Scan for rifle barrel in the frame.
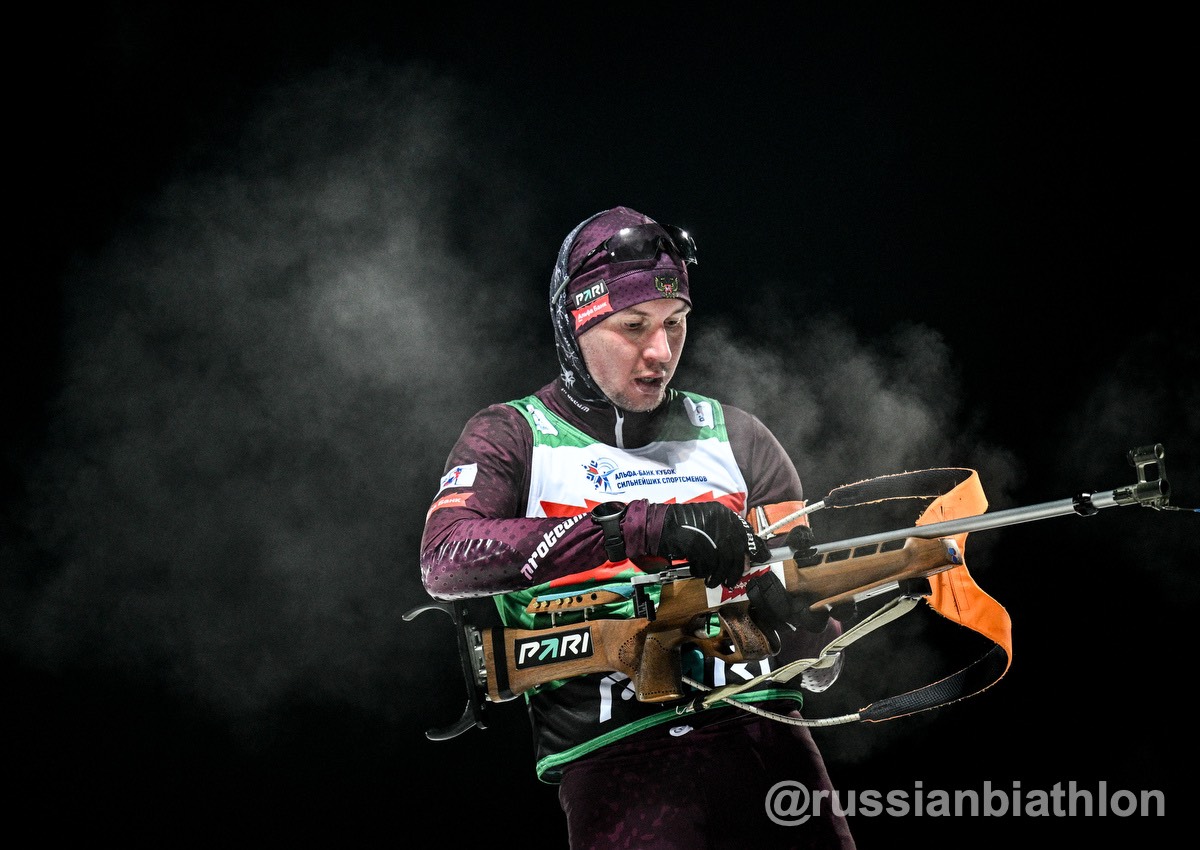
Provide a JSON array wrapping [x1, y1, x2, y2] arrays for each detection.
[[767, 482, 1167, 563]]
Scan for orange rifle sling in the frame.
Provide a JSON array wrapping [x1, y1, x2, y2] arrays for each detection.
[[829, 467, 1012, 723], [918, 470, 1013, 669]]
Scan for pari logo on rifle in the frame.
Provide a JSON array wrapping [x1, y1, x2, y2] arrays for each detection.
[[516, 627, 594, 669]]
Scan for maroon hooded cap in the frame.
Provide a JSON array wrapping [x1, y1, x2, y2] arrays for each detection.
[[563, 206, 692, 338]]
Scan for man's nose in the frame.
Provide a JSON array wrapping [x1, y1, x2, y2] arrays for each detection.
[[642, 326, 673, 363]]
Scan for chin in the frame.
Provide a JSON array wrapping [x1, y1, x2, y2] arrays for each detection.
[[612, 389, 667, 413]]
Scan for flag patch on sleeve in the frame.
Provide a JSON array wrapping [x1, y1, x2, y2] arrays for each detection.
[[439, 463, 478, 492]]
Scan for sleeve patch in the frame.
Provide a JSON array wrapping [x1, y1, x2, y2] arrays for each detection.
[[427, 491, 474, 518], [438, 463, 478, 493]]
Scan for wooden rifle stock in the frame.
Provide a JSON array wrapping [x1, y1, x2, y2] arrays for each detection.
[[786, 534, 960, 609], [483, 535, 958, 704]]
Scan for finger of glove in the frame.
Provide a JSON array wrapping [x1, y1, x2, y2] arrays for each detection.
[[747, 531, 771, 564], [747, 573, 792, 630], [699, 510, 758, 587], [677, 529, 729, 587], [714, 535, 750, 588], [723, 512, 769, 565], [685, 547, 720, 585], [669, 524, 719, 581]]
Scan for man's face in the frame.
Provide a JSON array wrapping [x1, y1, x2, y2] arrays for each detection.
[[577, 299, 690, 412]]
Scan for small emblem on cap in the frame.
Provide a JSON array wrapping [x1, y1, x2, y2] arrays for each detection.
[[655, 275, 681, 297]]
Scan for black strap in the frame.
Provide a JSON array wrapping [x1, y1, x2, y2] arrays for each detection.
[[591, 501, 628, 562]]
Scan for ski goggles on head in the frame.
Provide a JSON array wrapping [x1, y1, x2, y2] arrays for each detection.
[[567, 223, 698, 283]]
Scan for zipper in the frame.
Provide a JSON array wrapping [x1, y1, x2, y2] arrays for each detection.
[[614, 407, 625, 449]]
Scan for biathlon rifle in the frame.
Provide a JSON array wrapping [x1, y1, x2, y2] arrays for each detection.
[[406, 443, 1188, 740]]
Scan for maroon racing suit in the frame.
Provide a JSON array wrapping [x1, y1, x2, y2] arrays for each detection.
[[421, 377, 857, 850]]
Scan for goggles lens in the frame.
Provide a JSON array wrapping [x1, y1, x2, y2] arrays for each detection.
[[568, 223, 697, 282]]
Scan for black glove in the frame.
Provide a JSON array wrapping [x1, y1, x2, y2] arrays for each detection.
[[746, 571, 831, 634], [657, 503, 770, 589], [747, 523, 831, 633]]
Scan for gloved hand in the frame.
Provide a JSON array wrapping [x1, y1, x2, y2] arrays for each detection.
[[744, 521, 835, 634], [656, 503, 770, 588], [746, 571, 831, 634]]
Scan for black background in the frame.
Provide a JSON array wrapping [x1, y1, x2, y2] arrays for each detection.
[[6, 5, 1194, 845]]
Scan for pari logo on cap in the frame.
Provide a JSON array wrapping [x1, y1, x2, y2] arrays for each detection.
[[573, 280, 609, 308], [572, 280, 614, 330]]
